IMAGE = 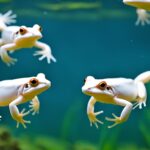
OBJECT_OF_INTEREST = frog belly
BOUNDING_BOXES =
[123,0,150,10]
[0,90,17,106]
[0,96,16,106]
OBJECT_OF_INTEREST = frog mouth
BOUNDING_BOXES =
[23,35,42,40]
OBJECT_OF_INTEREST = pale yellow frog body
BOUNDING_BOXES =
[82,71,150,128]
[0,10,56,66]
[0,73,51,128]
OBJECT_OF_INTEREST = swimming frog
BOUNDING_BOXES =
[0,73,51,128]
[0,10,56,66]
[82,71,150,128]
[123,0,150,25]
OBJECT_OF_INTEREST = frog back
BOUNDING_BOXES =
[105,78,138,101]
[0,77,31,106]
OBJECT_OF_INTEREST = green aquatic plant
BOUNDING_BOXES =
[0,126,20,150]
[98,126,120,150]
[138,84,150,149]
[15,8,132,21]
[60,100,83,141]
[0,0,11,3]
[117,143,142,150]
[34,136,70,150]
[37,2,102,11]
[73,141,98,150]
[18,135,37,150]
[139,110,150,149]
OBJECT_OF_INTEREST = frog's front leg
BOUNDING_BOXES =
[0,43,17,66]
[9,95,31,128]
[33,41,56,64]
[87,97,104,128]
[29,96,40,115]
[106,97,132,128]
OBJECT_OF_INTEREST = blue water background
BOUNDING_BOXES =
[0,0,150,148]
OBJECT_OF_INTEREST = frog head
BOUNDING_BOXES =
[14,24,42,45]
[20,73,51,98]
[82,76,114,97]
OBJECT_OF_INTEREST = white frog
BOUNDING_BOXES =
[0,10,56,66]
[82,71,150,128]
[0,73,51,128]
[123,0,150,25]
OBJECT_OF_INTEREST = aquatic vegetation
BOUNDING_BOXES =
[139,107,150,148]
[35,136,70,150]
[82,71,150,128]
[73,141,98,150]
[0,126,20,150]
[18,135,37,150]
[12,7,130,21]
[118,143,141,150]
[60,100,83,141]
[0,10,56,66]
[0,73,51,128]
[37,2,102,11]
[98,126,120,150]
[139,122,150,148]
[0,0,11,3]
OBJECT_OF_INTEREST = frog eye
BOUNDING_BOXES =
[96,81,107,90]
[39,26,42,32]
[29,78,39,87]
[19,27,27,35]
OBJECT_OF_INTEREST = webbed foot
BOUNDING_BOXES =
[0,10,16,25]
[29,98,40,115]
[133,101,146,109]
[0,49,17,66]
[16,108,31,128]
[34,47,56,64]
[88,111,104,128]
[105,113,122,128]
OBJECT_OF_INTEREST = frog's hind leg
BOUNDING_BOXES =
[133,71,150,109]
[135,71,150,83]
[133,82,147,110]
[135,9,150,26]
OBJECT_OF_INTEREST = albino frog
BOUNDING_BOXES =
[0,10,56,66]
[82,71,150,128]
[0,73,51,128]
[123,0,150,25]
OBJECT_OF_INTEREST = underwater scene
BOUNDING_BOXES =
[0,0,150,149]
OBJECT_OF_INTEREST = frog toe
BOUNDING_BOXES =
[88,111,104,128]
[16,119,31,128]
[133,101,146,109]
[105,113,122,128]
[3,55,17,66]
[29,101,39,115]
[15,108,31,128]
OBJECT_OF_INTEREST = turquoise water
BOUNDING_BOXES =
[0,0,150,149]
